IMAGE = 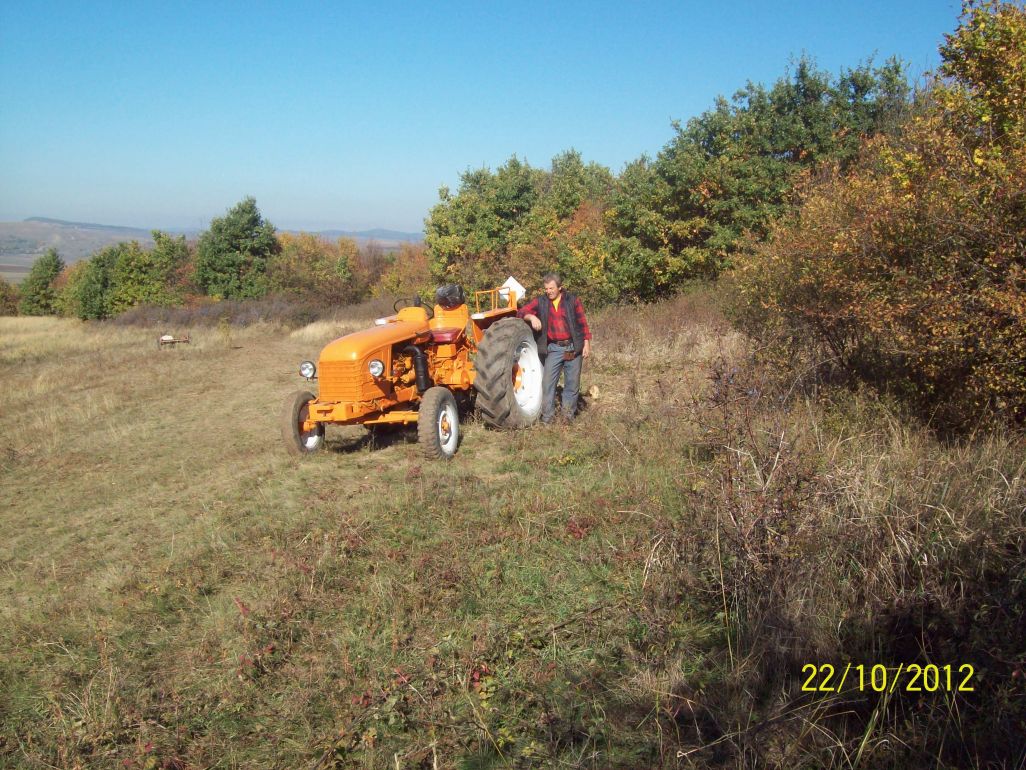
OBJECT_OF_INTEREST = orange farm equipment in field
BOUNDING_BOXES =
[281,282,543,459]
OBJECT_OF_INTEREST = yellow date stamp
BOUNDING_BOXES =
[801,663,975,693]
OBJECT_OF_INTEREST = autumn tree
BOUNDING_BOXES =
[733,0,1026,428]
[354,241,392,296]
[374,242,432,297]
[53,262,88,318]
[270,232,360,304]
[0,276,19,315]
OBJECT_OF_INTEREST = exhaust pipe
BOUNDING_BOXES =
[402,344,432,393]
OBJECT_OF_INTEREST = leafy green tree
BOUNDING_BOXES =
[425,153,618,299]
[425,157,548,288]
[425,58,909,304]
[108,233,188,312]
[195,197,279,299]
[610,57,911,281]
[0,276,19,315]
[18,249,65,315]
[546,150,614,220]
[73,245,121,320]
[53,262,88,317]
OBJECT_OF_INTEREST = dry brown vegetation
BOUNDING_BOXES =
[1,290,1023,769]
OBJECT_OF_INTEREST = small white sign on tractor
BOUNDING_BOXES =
[499,276,527,306]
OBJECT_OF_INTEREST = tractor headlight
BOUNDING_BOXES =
[368,359,385,377]
[299,360,316,380]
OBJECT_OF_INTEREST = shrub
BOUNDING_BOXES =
[0,276,19,315]
[110,293,326,328]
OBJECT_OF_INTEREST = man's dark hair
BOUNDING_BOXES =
[542,272,562,287]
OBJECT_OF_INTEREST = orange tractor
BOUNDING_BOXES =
[281,282,543,459]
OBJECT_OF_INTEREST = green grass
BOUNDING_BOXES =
[1,294,1023,769]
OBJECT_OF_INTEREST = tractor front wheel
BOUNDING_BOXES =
[474,317,543,428]
[418,387,460,460]
[281,390,325,456]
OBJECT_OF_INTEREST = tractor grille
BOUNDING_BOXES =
[318,360,368,402]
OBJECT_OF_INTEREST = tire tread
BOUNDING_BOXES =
[474,318,539,428]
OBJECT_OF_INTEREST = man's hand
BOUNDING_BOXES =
[524,314,542,332]
[582,340,591,359]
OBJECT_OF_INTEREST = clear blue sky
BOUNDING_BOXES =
[0,0,960,233]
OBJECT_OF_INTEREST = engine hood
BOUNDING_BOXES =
[319,319,429,364]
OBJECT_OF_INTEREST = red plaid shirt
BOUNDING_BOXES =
[517,291,591,342]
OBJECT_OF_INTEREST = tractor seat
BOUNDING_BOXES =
[429,327,464,344]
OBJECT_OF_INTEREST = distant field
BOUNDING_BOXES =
[0,264,30,283]
[1,294,1022,769]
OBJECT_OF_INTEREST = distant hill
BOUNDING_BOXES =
[315,228,423,243]
[23,217,168,236]
[0,218,423,283]
[0,219,158,282]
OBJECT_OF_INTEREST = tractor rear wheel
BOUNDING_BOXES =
[418,387,460,460]
[282,390,325,456]
[474,317,543,428]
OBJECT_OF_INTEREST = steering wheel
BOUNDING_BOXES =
[393,296,434,319]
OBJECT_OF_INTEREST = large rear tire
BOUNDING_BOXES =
[282,390,325,456]
[474,317,543,428]
[418,387,460,460]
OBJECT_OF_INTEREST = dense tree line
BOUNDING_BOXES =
[11,54,912,318]
[426,57,910,302]
[10,197,416,321]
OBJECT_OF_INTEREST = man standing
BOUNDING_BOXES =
[517,273,592,423]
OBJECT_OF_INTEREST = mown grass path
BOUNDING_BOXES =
[5,297,1025,768]
[1,301,731,769]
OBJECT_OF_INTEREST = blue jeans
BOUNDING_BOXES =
[543,342,583,422]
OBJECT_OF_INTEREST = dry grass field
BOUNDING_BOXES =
[1,294,1023,769]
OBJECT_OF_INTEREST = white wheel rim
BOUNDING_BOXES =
[298,404,323,451]
[513,340,543,412]
[437,401,459,455]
